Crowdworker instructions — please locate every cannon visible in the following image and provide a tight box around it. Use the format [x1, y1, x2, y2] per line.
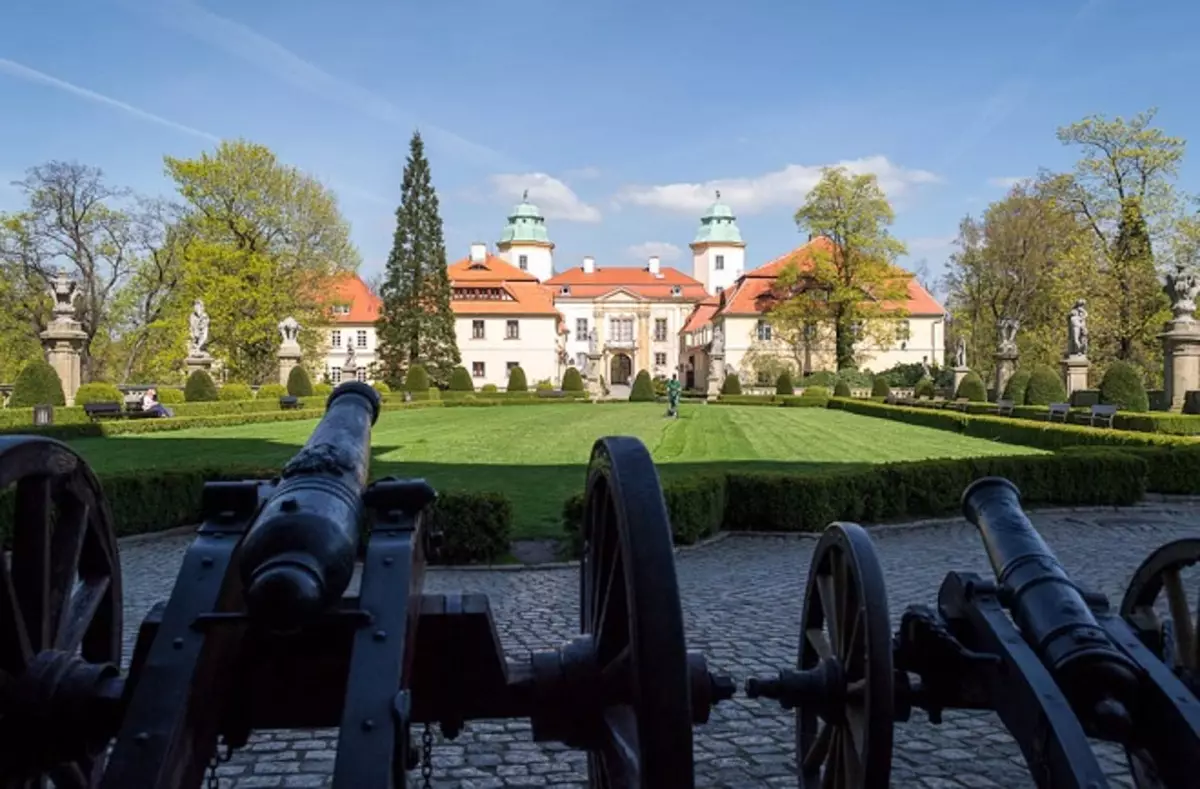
[0, 381, 736, 788]
[746, 476, 1200, 788]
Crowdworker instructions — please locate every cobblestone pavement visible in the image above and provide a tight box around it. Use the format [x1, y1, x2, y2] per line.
[115, 503, 1200, 788]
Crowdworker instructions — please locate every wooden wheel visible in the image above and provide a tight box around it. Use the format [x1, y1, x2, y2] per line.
[795, 523, 894, 789]
[0, 436, 123, 788]
[580, 437, 694, 788]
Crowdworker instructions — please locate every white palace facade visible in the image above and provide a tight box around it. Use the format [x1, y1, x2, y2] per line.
[318, 196, 947, 390]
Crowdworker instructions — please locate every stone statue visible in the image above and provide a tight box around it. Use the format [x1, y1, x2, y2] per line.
[48, 270, 77, 318]
[278, 316, 300, 345]
[588, 327, 599, 355]
[711, 323, 725, 356]
[188, 299, 211, 357]
[997, 318, 1020, 355]
[1067, 299, 1089, 357]
[920, 356, 931, 377]
[343, 343, 358, 371]
[955, 337, 967, 368]
[1167, 266, 1200, 322]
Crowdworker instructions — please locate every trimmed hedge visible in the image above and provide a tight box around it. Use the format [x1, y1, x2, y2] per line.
[914, 378, 935, 398]
[629, 370, 655, 401]
[1002, 369, 1032, 404]
[405, 365, 431, 393]
[372, 381, 391, 394]
[955, 371, 986, 402]
[562, 367, 584, 392]
[157, 388, 185, 404]
[870, 378, 891, 398]
[834, 379, 851, 398]
[75, 382, 123, 406]
[185, 370, 219, 402]
[11, 360, 65, 407]
[257, 383, 287, 400]
[507, 366, 528, 393]
[449, 366, 474, 392]
[776, 371, 795, 395]
[1100, 361, 1149, 413]
[287, 366, 314, 397]
[721, 373, 742, 395]
[219, 383, 253, 401]
[1025, 365, 1066, 406]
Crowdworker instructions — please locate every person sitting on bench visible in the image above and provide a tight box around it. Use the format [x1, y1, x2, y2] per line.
[142, 388, 174, 418]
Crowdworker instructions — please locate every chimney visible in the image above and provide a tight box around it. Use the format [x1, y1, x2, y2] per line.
[582, 256, 595, 274]
[807, 233, 814, 242]
[648, 256, 660, 275]
[469, 242, 487, 263]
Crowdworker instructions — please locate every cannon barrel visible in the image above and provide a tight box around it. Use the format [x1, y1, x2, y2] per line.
[238, 381, 382, 630]
[962, 477, 1141, 738]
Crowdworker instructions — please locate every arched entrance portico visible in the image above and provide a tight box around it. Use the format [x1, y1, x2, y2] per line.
[610, 353, 632, 386]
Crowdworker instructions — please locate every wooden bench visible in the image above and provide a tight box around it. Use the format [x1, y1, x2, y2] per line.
[1047, 403, 1070, 423]
[1088, 404, 1117, 428]
[83, 402, 123, 421]
[994, 399, 1014, 417]
[280, 396, 302, 410]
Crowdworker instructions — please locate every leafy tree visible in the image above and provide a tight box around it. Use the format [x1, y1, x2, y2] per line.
[10, 359, 65, 407]
[404, 364, 431, 392]
[629, 370, 655, 401]
[165, 140, 358, 384]
[775, 370, 794, 395]
[561, 366, 583, 392]
[376, 132, 461, 387]
[721, 373, 742, 395]
[1099, 360, 1149, 412]
[777, 167, 909, 370]
[955, 371, 987, 402]
[184, 369, 219, 402]
[287, 365, 314, 397]
[506, 365, 527, 392]
[1024, 364, 1066, 406]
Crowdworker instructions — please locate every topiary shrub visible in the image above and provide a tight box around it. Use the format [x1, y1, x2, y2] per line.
[218, 383, 253, 401]
[10, 360, 66, 408]
[257, 383, 286, 400]
[914, 378, 935, 399]
[629, 370, 655, 401]
[482, 383, 499, 393]
[184, 370, 219, 402]
[834, 379, 852, 398]
[561, 367, 583, 392]
[372, 381, 391, 394]
[1100, 361, 1149, 412]
[801, 370, 838, 388]
[1024, 364, 1066, 406]
[156, 387, 184, 404]
[776, 371, 794, 395]
[313, 383, 333, 397]
[404, 365, 431, 392]
[535, 379, 553, 392]
[721, 373, 742, 395]
[955, 371, 987, 402]
[1002, 369, 1032, 404]
[506, 366, 527, 392]
[871, 378, 891, 398]
[74, 382, 123, 406]
[449, 366, 473, 392]
[287, 365, 314, 397]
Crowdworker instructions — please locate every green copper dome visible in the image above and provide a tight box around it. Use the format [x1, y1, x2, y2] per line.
[692, 191, 744, 245]
[498, 190, 552, 245]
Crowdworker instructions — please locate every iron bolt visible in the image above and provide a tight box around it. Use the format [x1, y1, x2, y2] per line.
[373, 629, 387, 641]
[362, 718, 375, 731]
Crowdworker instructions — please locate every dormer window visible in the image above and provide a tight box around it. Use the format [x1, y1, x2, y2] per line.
[671, 285, 682, 297]
[560, 285, 571, 296]
[332, 304, 350, 315]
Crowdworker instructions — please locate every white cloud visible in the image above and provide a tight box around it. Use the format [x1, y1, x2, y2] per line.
[625, 242, 682, 262]
[489, 173, 602, 223]
[987, 176, 1029, 189]
[0, 58, 221, 143]
[615, 156, 941, 215]
[564, 166, 601, 180]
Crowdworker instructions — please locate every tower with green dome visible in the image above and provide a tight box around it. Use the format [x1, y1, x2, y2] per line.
[496, 190, 555, 282]
[690, 191, 746, 296]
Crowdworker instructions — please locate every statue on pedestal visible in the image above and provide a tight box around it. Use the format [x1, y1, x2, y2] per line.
[1066, 299, 1089, 357]
[711, 323, 724, 356]
[997, 318, 1020, 355]
[278, 316, 300, 346]
[188, 299, 211, 357]
[343, 344, 358, 372]
[954, 337, 967, 368]
[588, 327, 599, 356]
[1166, 266, 1200, 322]
[48, 270, 78, 319]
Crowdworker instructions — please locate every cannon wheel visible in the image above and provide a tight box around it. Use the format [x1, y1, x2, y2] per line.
[1119, 538, 1200, 789]
[0, 436, 123, 787]
[796, 523, 894, 789]
[580, 437, 694, 788]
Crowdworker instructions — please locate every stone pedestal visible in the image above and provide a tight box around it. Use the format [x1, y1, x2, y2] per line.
[40, 319, 87, 406]
[707, 354, 726, 398]
[993, 352, 1018, 399]
[1060, 356, 1090, 396]
[952, 366, 970, 394]
[278, 343, 302, 386]
[1161, 319, 1200, 411]
[586, 353, 604, 399]
[185, 353, 216, 378]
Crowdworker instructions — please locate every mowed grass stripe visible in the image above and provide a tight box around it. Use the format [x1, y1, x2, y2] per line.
[64, 404, 1043, 540]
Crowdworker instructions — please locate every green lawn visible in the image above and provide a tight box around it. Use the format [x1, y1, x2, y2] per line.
[66, 404, 1044, 539]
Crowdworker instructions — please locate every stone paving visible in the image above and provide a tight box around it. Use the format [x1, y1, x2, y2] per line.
[114, 503, 1200, 788]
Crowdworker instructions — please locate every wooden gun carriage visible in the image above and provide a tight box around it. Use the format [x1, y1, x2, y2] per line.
[1, 379, 1200, 788]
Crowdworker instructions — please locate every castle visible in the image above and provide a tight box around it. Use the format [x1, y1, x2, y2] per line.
[319, 195, 946, 390]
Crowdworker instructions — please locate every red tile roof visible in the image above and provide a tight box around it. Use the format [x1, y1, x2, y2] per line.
[545, 265, 708, 300]
[325, 273, 381, 324]
[449, 253, 558, 316]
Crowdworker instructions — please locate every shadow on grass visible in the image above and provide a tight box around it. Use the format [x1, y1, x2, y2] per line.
[59, 434, 876, 540]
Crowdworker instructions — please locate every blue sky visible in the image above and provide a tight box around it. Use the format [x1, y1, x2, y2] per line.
[3, 0, 1199, 294]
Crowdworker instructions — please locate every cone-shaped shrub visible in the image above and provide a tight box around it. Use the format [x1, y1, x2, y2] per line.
[870, 378, 891, 398]
[914, 377, 935, 398]
[1002, 369, 1031, 404]
[506, 365, 527, 392]
[404, 365, 431, 392]
[562, 367, 584, 391]
[1024, 364, 1066, 406]
[1099, 361, 1149, 412]
[287, 365, 314, 397]
[955, 371, 987, 402]
[184, 370, 219, 402]
[449, 366, 474, 391]
[775, 371, 794, 395]
[629, 370, 655, 401]
[834, 379, 852, 398]
[721, 373, 742, 395]
[10, 360, 66, 408]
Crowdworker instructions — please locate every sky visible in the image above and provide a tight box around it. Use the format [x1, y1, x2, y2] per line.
[3, 0, 1200, 297]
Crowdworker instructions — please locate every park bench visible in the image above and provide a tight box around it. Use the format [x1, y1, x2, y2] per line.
[83, 402, 123, 421]
[948, 397, 970, 412]
[123, 401, 158, 419]
[1087, 403, 1117, 428]
[994, 399, 1014, 417]
[1047, 403, 1070, 423]
[280, 396, 301, 410]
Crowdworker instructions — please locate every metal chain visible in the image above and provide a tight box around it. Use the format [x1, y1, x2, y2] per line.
[421, 723, 435, 789]
[206, 739, 234, 789]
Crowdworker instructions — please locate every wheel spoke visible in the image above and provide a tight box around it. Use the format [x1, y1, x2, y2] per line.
[833, 553, 851, 657]
[597, 705, 639, 789]
[805, 627, 833, 661]
[821, 726, 842, 789]
[595, 551, 626, 663]
[1163, 568, 1197, 670]
[48, 496, 88, 650]
[12, 475, 52, 651]
[802, 722, 833, 774]
[56, 576, 111, 654]
[816, 572, 840, 655]
[840, 719, 866, 786]
[0, 552, 32, 673]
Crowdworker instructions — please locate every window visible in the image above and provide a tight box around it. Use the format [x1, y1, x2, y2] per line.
[671, 285, 682, 297]
[356, 330, 368, 348]
[576, 318, 588, 340]
[518, 254, 528, 271]
[654, 318, 668, 342]
[715, 286, 724, 295]
[610, 317, 634, 343]
[560, 285, 571, 296]
[655, 352, 667, 367]
[331, 330, 341, 348]
[472, 362, 485, 378]
[715, 254, 725, 271]
[330, 367, 342, 384]
[332, 304, 350, 315]
[507, 361, 519, 372]
[506, 320, 519, 339]
[898, 320, 912, 341]
[356, 368, 368, 382]
[756, 320, 772, 342]
[472, 320, 485, 339]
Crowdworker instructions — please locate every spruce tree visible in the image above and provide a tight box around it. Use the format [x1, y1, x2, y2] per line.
[376, 131, 461, 387]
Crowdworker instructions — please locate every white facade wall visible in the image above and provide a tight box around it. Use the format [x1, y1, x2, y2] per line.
[692, 244, 745, 297]
[322, 323, 378, 383]
[496, 243, 554, 283]
[456, 315, 559, 389]
[557, 298, 694, 377]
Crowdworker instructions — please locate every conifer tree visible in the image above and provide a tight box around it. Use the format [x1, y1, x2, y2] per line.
[376, 132, 461, 386]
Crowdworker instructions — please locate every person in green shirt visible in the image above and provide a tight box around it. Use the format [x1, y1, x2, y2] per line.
[665, 372, 682, 418]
